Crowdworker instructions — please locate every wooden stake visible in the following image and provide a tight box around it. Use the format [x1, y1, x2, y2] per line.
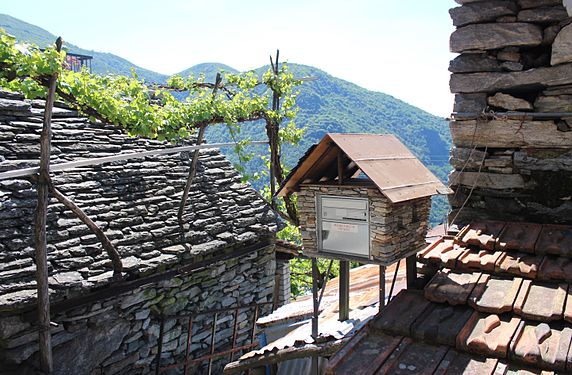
[35, 36, 63, 374]
[48, 185, 122, 280]
[339, 260, 349, 321]
[178, 73, 222, 225]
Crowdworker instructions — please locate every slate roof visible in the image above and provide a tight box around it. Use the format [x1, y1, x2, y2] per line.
[0, 90, 278, 311]
[325, 221, 572, 374]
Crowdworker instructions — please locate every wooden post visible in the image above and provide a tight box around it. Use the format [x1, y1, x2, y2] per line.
[178, 73, 222, 224]
[406, 255, 417, 289]
[337, 149, 344, 185]
[35, 36, 63, 374]
[379, 265, 386, 312]
[311, 258, 319, 375]
[339, 260, 350, 321]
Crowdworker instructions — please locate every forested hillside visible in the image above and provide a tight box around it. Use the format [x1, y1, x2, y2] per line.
[1, 13, 452, 224]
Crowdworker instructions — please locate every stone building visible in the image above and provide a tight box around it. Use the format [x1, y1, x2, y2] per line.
[277, 133, 448, 265]
[448, 0, 572, 225]
[0, 90, 280, 374]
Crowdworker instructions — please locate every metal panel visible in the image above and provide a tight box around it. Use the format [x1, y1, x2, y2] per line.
[318, 195, 370, 258]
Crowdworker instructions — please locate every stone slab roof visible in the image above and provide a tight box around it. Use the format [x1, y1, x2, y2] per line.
[325, 221, 572, 373]
[0, 90, 278, 311]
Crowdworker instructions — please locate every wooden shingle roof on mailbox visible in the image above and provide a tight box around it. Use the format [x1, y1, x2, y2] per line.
[277, 133, 451, 203]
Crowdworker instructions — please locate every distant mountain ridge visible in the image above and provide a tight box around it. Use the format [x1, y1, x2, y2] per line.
[0, 13, 452, 223]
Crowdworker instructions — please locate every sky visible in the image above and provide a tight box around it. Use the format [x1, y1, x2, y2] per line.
[1, 0, 457, 117]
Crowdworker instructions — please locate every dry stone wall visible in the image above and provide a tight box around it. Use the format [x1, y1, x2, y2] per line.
[0, 89, 279, 374]
[297, 185, 430, 265]
[448, 0, 572, 225]
[0, 246, 275, 374]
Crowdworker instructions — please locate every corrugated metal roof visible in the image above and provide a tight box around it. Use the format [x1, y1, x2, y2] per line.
[277, 133, 451, 203]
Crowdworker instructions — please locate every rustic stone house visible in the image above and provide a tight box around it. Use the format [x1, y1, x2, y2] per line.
[0, 90, 281, 374]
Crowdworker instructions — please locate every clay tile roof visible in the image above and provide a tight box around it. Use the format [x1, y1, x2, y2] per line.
[323, 221, 572, 374]
[276, 133, 451, 202]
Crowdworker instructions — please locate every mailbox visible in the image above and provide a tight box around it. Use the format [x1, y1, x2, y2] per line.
[277, 133, 451, 266]
[318, 196, 369, 257]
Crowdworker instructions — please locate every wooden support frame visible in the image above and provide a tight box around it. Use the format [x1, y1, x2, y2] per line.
[379, 265, 386, 312]
[339, 260, 350, 321]
[406, 254, 418, 289]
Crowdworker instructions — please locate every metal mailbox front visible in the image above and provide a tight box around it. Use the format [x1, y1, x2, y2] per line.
[318, 195, 370, 257]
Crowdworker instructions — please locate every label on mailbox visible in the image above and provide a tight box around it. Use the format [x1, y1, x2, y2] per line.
[328, 222, 359, 233]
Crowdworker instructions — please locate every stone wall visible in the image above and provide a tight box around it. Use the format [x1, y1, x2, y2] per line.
[0, 90, 279, 374]
[297, 185, 430, 265]
[0, 245, 275, 375]
[274, 259, 291, 307]
[449, 0, 572, 225]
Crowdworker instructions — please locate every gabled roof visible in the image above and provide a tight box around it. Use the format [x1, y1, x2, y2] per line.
[277, 133, 451, 203]
[0, 90, 278, 311]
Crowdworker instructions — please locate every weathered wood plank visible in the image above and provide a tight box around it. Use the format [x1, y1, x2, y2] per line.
[450, 120, 572, 148]
[450, 63, 572, 93]
[449, 171, 528, 189]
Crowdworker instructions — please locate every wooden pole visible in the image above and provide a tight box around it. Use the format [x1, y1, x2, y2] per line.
[178, 73, 222, 225]
[379, 266, 386, 313]
[339, 260, 350, 321]
[406, 255, 417, 289]
[35, 36, 63, 374]
[311, 258, 319, 375]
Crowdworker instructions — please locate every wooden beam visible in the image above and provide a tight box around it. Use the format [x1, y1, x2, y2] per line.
[449, 171, 528, 190]
[223, 339, 347, 374]
[337, 149, 344, 185]
[450, 120, 572, 148]
[0, 141, 268, 181]
[35, 37, 63, 375]
[339, 260, 349, 321]
[379, 265, 386, 312]
[406, 255, 417, 290]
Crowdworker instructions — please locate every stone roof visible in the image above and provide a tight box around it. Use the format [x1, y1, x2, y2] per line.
[325, 221, 572, 374]
[0, 90, 278, 311]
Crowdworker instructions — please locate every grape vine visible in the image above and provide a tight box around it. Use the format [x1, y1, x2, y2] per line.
[0, 29, 303, 224]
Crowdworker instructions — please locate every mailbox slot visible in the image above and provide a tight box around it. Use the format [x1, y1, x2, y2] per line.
[317, 195, 370, 258]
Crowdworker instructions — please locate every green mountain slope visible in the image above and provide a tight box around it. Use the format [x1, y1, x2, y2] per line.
[201, 63, 452, 224]
[176, 63, 238, 81]
[2, 13, 452, 224]
[0, 14, 168, 83]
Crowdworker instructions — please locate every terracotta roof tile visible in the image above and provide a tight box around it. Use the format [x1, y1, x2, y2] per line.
[565, 287, 572, 324]
[513, 281, 568, 322]
[434, 349, 499, 375]
[537, 255, 572, 282]
[509, 321, 572, 371]
[457, 312, 521, 358]
[411, 304, 473, 346]
[425, 269, 482, 306]
[497, 222, 542, 254]
[535, 225, 572, 257]
[456, 221, 507, 251]
[373, 290, 431, 336]
[457, 248, 504, 272]
[468, 275, 523, 314]
[375, 337, 449, 374]
[495, 252, 543, 279]
[418, 238, 466, 269]
[324, 329, 403, 375]
[494, 362, 555, 374]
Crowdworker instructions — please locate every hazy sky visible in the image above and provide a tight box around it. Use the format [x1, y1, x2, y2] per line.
[2, 1, 456, 117]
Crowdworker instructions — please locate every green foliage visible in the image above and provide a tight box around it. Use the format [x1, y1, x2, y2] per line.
[0, 28, 303, 150]
[0, 14, 167, 83]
